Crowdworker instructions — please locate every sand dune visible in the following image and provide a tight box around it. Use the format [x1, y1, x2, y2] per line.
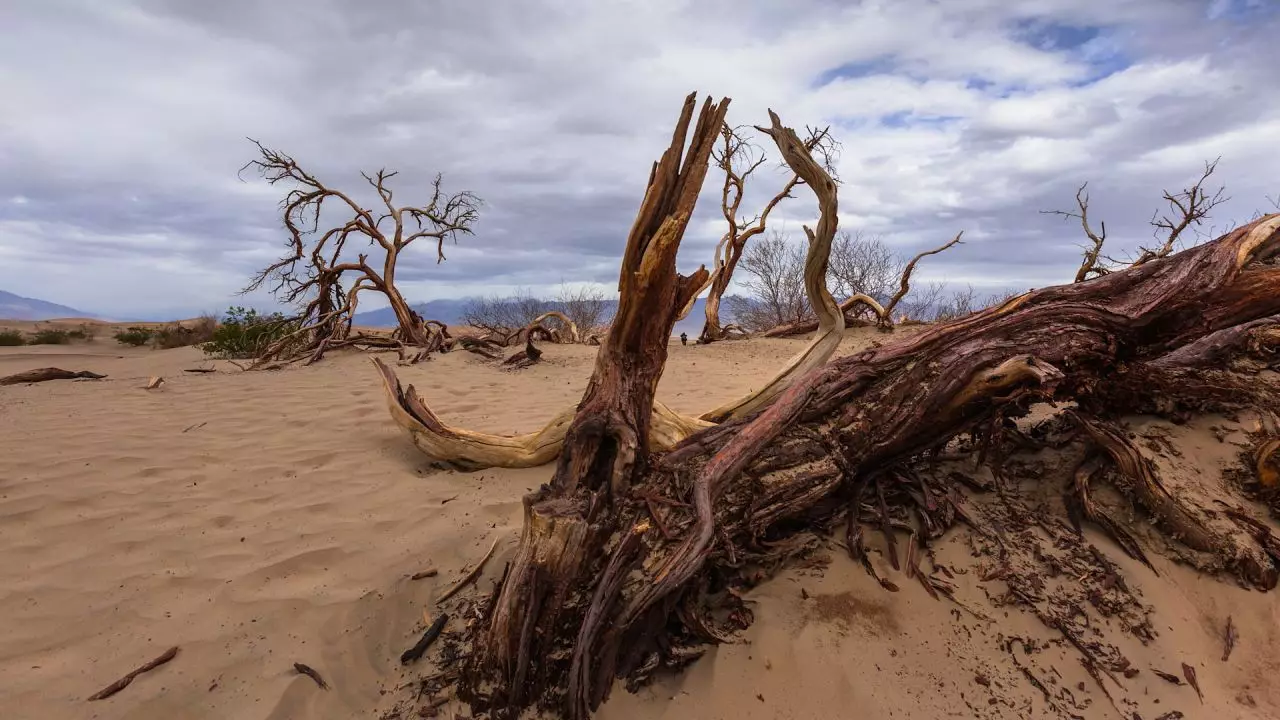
[1, 331, 1277, 719]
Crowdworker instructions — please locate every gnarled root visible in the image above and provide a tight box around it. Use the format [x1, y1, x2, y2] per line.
[1075, 413, 1278, 589]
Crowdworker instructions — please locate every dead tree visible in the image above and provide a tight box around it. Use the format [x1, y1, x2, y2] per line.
[1042, 182, 1110, 283]
[696, 123, 836, 344]
[377, 106, 847, 463]
[377, 96, 1280, 719]
[1133, 157, 1227, 266]
[1045, 159, 1227, 283]
[241, 141, 480, 365]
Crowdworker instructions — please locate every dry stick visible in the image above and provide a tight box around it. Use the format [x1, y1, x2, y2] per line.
[401, 613, 449, 665]
[435, 537, 499, 605]
[410, 568, 438, 581]
[293, 662, 329, 690]
[87, 646, 179, 701]
[1223, 616, 1238, 661]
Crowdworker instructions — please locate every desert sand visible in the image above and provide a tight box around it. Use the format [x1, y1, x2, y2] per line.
[2, 329, 1278, 720]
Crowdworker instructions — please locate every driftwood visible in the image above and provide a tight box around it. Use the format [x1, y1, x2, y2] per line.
[87, 646, 179, 701]
[1, 368, 106, 386]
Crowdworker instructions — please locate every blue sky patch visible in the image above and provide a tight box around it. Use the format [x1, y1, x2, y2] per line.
[812, 55, 896, 87]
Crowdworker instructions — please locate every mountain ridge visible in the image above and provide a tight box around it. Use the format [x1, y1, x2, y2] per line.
[0, 289, 96, 321]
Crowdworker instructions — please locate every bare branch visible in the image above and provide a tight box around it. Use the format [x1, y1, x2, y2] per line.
[1042, 182, 1110, 282]
[1134, 157, 1228, 265]
[881, 232, 964, 325]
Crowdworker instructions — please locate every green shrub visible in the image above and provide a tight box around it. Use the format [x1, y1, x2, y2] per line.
[66, 323, 96, 341]
[28, 329, 70, 345]
[200, 306, 297, 359]
[114, 327, 155, 347]
[0, 329, 25, 346]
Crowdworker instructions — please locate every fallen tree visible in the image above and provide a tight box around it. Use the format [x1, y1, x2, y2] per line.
[377, 93, 1280, 719]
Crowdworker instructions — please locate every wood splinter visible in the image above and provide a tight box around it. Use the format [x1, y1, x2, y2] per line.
[293, 662, 329, 690]
[87, 646, 179, 701]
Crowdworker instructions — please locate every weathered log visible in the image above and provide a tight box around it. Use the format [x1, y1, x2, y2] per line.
[1, 368, 107, 386]
[448, 212, 1280, 718]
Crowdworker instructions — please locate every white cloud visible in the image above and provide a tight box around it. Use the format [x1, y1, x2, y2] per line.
[0, 0, 1278, 317]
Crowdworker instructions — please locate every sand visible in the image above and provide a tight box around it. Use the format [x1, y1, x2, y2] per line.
[2, 329, 1278, 719]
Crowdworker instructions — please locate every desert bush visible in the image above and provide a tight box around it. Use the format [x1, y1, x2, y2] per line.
[28, 328, 71, 345]
[152, 314, 219, 350]
[114, 327, 156, 346]
[0, 329, 25, 346]
[66, 323, 96, 341]
[200, 306, 297, 359]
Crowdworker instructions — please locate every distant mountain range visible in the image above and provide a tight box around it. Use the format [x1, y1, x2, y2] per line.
[352, 297, 717, 336]
[0, 289, 95, 321]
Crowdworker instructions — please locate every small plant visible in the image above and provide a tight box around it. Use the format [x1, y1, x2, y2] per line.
[200, 306, 298, 359]
[28, 328, 70, 345]
[0, 329, 25, 346]
[66, 323, 96, 341]
[114, 327, 155, 347]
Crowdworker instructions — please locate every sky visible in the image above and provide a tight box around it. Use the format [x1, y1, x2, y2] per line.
[1, 0, 1279, 320]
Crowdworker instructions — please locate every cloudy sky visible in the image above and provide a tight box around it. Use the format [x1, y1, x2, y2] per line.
[2, 0, 1278, 319]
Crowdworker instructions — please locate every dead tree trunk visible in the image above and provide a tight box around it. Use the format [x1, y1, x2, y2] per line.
[460, 92, 726, 716]
[450, 192, 1280, 716]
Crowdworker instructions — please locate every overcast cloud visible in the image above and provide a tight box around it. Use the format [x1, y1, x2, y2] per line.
[1, 0, 1278, 319]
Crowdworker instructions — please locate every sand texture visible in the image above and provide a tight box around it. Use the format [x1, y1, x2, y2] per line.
[2, 329, 1278, 720]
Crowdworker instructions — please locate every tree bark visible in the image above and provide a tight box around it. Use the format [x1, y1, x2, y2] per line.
[451, 212, 1280, 718]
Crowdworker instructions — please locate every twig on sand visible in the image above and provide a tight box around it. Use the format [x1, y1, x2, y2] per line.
[1223, 615, 1238, 661]
[87, 646, 179, 701]
[293, 662, 329, 690]
[182, 421, 208, 434]
[183, 368, 217, 374]
[410, 568, 439, 581]
[401, 614, 449, 665]
[436, 537, 500, 604]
